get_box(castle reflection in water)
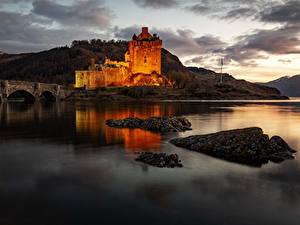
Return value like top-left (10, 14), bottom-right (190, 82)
top-left (75, 104), bottom-right (175, 152)
top-left (0, 102), bottom-right (177, 152)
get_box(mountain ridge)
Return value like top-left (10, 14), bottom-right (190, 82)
top-left (264, 75), bottom-right (300, 97)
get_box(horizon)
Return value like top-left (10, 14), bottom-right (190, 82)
top-left (1, 0), bottom-right (300, 82)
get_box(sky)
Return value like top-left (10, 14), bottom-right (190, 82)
top-left (1, 0), bottom-right (300, 82)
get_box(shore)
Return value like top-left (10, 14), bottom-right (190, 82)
top-left (65, 86), bottom-right (289, 102)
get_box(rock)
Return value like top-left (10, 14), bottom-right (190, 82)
top-left (106, 116), bottom-right (192, 132)
top-left (170, 127), bottom-right (296, 166)
top-left (135, 152), bottom-right (183, 168)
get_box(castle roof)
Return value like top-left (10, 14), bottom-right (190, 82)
top-left (135, 27), bottom-right (159, 41)
top-left (137, 27), bottom-right (152, 40)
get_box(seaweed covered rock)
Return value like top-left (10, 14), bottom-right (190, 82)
top-left (170, 127), bottom-right (296, 166)
top-left (106, 116), bottom-right (192, 132)
top-left (135, 152), bottom-right (183, 168)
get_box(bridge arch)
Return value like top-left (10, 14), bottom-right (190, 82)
top-left (39, 90), bottom-right (56, 102)
top-left (8, 90), bottom-right (36, 103)
top-left (0, 80), bottom-right (65, 103)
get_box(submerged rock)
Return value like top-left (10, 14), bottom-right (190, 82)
top-left (170, 127), bottom-right (296, 166)
top-left (106, 116), bottom-right (192, 132)
top-left (135, 152), bottom-right (183, 168)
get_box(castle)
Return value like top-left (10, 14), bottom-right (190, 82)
top-left (75, 27), bottom-right (170, 89)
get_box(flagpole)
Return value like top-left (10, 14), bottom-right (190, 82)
top-left (220, 58), bottom-right (224, 84)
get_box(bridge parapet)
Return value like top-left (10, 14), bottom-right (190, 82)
top-left (0, 80), bottom-right (67, 102)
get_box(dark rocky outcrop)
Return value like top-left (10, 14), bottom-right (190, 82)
top-left (106, 116), bottom-right (192, 132)
top-left (135, 152), bottom-right (183, 168)
top-left (170, 127), bottom-right (296, 166)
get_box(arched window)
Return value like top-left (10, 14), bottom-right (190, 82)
top-left (144, 56), bottom-right (147, 63)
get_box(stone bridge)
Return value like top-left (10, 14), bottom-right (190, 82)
top-left (0, 80), bottom-right (69, 102)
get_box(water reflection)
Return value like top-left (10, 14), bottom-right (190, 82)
top-left (1, 101), bottom-right (300, 151)
top-left (1, 101), bottom-right (300, 225)
top-left (75, 105), bottom-right (167, 151)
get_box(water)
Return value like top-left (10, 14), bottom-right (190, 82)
top-left (1, 101), bottom-right (300, 225)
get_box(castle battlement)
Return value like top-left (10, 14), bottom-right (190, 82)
top-left (129, 40), bottom-right (162, 47)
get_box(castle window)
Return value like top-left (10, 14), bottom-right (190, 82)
top-left (144, 56), bottom-right (147, 63)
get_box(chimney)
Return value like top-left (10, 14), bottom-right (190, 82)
top-left (142, 27), bottom-right (148, 34)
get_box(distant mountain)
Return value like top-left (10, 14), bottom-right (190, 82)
top-left (0, 39), bottom-right (286, 99)
top-left (264, 75), bottom-right (300, 97)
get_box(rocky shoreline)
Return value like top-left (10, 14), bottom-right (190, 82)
top-left (106, 116), bottom-right (192, 132)
top-left (170, 127), bottom-right (296, 166)
top-left (135, 152), bottom-right (183, 168)
top-left (66, 86), bottom-right (289, 102)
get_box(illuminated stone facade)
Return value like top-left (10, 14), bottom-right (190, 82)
top-left (75, 27), bottom-right (168, 89)
top-left (128, 27), bottom-right (162, 75)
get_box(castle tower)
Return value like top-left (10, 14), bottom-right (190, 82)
top-left (128, 27), bottom-right (162, 75)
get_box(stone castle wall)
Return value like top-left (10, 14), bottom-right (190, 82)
top-left (75, 67), bottom-right (130, 89)
top-left (128, 39), bottom-right (162, 75)
top-left (102, 67), bottom-right (129, 86)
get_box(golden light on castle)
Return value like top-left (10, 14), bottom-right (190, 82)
top-left (75, 27), bottom-right (171, 89)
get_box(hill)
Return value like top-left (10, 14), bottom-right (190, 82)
top-left (264, 75), bottom-right (300, 97)
top-left (184, 67), bottom-right (283, 99)
top-left (0, 39), bottom-right (286, 99)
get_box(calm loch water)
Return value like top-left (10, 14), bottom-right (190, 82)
top-left (1, 101), bottom-right (300, 225)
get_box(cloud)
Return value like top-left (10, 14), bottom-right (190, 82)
top-left (183, 12), bottom-right (300, 68)
top-left (278, 59), bottom-right (292, 64)
top-left (0, 0), bottom-right (115, 53)
top-left (260, 0), bottom-right (300, 23)
top-left (185, 56), bottom-right (205, 64)
top-left (184, 1), bottom-right (300, 66)
top-left (159, 29), bottom-right (207, 56)
top-left (184, 0), bottom-right (285, 21)
top-left (238, 25), bottom-right (300, 54)
top-left (113, 26), bottom-right (140, 40)
top-left (194, 36), bottom-right (226, 50)
top-left (0, 0), bottom-right (29, 5)
top-left (223, 7), bottom-right (258, 20)
top-left (184, 0), bottom-right (300, 24)
top-left (184, 3), bottom-right (211, 14)
top-left (114, 26), bottom-right (226, 57)
top-left (222, 23), bottom-right (300, 66)
top-left (0, 10), bottom-right (107, 53)
top-left (185, 0), bottom-right (265, 20)
top-left (132, 0), bottom-right (179, 8)
top-left (31, 0), bottom-right (114, 28)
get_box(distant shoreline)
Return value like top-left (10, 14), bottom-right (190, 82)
top-left (63, 86), bottom-right (289, 102)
